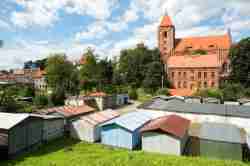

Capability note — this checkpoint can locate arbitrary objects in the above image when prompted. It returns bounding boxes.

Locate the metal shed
[70,110,119,142]
[140,115,190,155]
[33,114,65,142]
[189,122,245,160]
[0,113,43,159]
[101,111,164,149]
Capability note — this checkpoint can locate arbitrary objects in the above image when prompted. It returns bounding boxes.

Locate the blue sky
[0,0,249,70]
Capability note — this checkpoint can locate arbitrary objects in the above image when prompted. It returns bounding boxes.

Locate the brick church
[158,13,232,96]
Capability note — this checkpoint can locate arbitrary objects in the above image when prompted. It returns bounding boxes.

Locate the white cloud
[75,21,108,41]
[11,0,118,28]
[0,20,11,30]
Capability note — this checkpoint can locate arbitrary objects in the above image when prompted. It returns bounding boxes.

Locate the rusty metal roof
[140,115,190,138]
[79,110,120,126]
[36,105,95,118]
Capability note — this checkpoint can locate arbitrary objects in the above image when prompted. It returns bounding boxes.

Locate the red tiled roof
[160,15,173,27]
[141,115,190,138]
[37,105,95,118]
[88,92,107,97]
[169,89,194,97]
[167,54,221,68]
[175,34,231,51]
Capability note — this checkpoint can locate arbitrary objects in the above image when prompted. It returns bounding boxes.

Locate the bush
[194,88,223,99]
[221,83,244,101]
[34,95,48,107]
[128,88,138,100]
[50,90,65,106]
[156,88,169,96]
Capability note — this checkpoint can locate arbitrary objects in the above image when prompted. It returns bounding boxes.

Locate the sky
[0,0,249,70]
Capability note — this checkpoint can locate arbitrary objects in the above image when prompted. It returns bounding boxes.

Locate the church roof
[160,15,173,27]
[167,54,221,68]
[175,34,231,51]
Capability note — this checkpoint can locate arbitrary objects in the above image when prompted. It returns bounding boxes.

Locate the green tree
[34,95,48,108]
[80,50,98,92]
[221,83,244,101]
[143,61,164,94]
[46,54,80,98]
[230,37,250,87]
[117,46,165,88]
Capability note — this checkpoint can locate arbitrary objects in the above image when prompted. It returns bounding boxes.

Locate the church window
[204,81,208,88]
[178,72,181,77]
[183,81,187,88]
[211,72,215,78]
[178,81,181,88]
[211,82,215,87]
[204,72,207,79]
[198,72,201,79]
[164,31,167,38]
[172,72,175,79]
[183,72,187,78]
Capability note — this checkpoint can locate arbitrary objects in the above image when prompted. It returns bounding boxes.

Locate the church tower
[158,12,175,63]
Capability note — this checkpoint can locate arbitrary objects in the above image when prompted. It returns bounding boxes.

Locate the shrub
[128,88,138,100]
[156,88,169,96]
[34,95,48,107]
[194,88,222,99]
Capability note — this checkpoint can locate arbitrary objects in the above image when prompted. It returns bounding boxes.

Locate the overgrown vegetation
[1,137,249,166]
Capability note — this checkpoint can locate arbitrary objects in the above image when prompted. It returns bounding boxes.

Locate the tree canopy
[230,37,250,87]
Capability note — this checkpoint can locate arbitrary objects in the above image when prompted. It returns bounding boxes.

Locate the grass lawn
[1,137,249,166]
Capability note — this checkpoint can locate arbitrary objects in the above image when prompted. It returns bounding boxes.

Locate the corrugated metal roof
[102,111,165,132]
[140,98,250,118]
[140,115,190,138]
[79,110,119,126]
[36,105,95,118]
[199,123,243,144]
[0,113,29,130]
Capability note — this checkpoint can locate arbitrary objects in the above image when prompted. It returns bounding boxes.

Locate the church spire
[160,11,173,27]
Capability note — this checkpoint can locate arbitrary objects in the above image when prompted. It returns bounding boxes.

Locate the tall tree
[46,54,79,98]
[230,37,250,87]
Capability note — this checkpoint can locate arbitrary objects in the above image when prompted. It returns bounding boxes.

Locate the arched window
[164,31,167,38]
[178,81,181,88]
[204,81,208,88]
[183,81,187,88]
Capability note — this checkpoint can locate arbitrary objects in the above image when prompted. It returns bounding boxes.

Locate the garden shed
[70,110,119,142]
[101,111,164,149]
[189,122,245,160]
[140,115,190,155]
[33,114,65,142]
[0,113,43,159]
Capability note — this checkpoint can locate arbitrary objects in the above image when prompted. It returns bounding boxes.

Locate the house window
[183,81,187,88]
[186,46,193,50]
[198,72,201,79]
[190,84,194,90]
[204,72,207,79]
[209,44,215,48]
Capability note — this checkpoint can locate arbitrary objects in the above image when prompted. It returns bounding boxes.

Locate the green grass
[1,137,249,166]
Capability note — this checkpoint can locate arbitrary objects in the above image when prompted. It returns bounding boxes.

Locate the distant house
[140,115,190,155]
[66,92,129,111]
[100,111,165,149]
[189,123,245,160]
[70,110,119,142]
[33,69,47,91]
[0,113,43,159]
